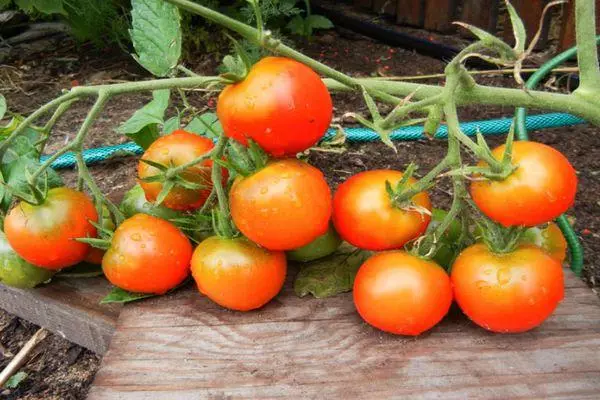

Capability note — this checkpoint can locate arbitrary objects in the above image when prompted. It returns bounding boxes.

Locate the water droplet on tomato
[497,268,511,285]
[483,269,493,275]
[161,148,169,156]
[264,128,272,135]
[476,280,489,289]
[131,233,142,241]
[528,297,536,305]
[541,286,549,295]
[260,187,269,194]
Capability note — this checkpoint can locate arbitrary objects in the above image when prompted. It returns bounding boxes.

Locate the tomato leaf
[163,115,180,134]
[117,89,170,149]
[100,287,155,304]
[453,22,516,60]
[286,15,305,36]
[130,0,182,77]
[185,113,222,138]
[0,94,6,121]
[505,0,527,53]
[306,15,333,30]
[3,371,27,389]
[14,0,66,15]
[294,244,372,299]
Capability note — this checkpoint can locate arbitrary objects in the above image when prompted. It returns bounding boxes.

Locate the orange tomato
[191,236,287,311]
[217,57,333,157]
[333,169,432,251]
[229,159,332,250]
[102,214,192,294]
[353,251,453,335]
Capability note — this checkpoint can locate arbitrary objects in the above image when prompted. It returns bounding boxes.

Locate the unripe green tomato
[287,224,342,262]
[0,231,54,288]
[120,184,184,220]
[427,209,464,270]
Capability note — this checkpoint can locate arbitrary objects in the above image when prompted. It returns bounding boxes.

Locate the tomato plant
[4,187,98,270]
[0,231,55,288]
[451,243,564,333]
[471,141,577,227]
[191,236,286,311]
[353,251,453,335]
[287,223,342,262]
[217,57,333,157]
[229,158,332,250]
[333,170,431,251]
[103,214,192,294]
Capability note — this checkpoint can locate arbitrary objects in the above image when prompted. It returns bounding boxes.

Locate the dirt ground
[0,19,599,400]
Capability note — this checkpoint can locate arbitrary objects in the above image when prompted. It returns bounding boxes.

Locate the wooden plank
[460,0,499,34]
[396,0,424,26]
[373,0,397,15]
[0,277,121,354]
[558,0,600,51]
[424,0,456,32]
[89,270,600,399]
[353,0,373,10]
[504,0,548,49]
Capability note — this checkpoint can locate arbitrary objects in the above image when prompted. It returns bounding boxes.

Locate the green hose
[513,37,600,275]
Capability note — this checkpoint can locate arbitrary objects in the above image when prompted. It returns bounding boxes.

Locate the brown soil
[0,18,599,399]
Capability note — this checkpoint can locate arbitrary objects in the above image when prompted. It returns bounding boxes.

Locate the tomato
[84,205,115,265]
[120,184,183,220]
[0,231,55,288]
[353,251,452,335]
[229,159,332,250]
[4,187,98,270]
[191,236,286,311]
[471,141,577,227]
[217,57,333,157]
[333,169,432,251]
[521,222,567,263]
[102,214,192,294]
[287,223,342,262]
[138,130,226,211]
[451,243,564,333]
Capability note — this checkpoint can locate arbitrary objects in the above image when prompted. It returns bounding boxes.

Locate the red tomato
[102,214,192,294]
[471,141,577,227]
[138,130,226,211]
[217,57,333,157]
[191,236,287,311]
[353,251,453,335]
[229,159,332,250]
[4,187,98,270]
[333,169,432,251]
[451,243,564,333]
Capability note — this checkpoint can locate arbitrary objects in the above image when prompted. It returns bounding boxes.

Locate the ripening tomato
[138,130,227,211]
[333,169,432,251]
[0,231,55,288]
[287,223,342,262]
[451,243,564,333]
[4,187,98,270]
[102,214,192,294]
[217,57,333,157]
[191,236,287,311]
[229,159,332,250]
[522,222,567,263]
[471,141,577,227]
[353,251,453,335]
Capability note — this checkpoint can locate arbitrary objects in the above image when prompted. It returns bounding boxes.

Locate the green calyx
[139,158,208,206]
[218,139,269,178]
[385,163,432,215]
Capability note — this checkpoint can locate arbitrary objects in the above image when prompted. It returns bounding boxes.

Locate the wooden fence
[353,0,600,50]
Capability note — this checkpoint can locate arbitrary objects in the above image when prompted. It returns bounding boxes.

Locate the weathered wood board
[89,269,600,399]
[0,277,120,354]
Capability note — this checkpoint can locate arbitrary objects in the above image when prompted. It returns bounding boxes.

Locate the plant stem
[574,0,600,95]
[210,136,233,238]
[393,157,450,203]
[381,94,443,130]
[38,98,78,153]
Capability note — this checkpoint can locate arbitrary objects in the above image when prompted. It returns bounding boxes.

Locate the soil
[0,15,599,400]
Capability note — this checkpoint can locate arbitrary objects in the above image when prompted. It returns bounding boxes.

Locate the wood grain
[89,270,600,399]
[460,0,499,35]
[424,0,456,32]
[396,0,424,26]
[353,0,373,10]
[0,277,120,354]
[373,0,397,15]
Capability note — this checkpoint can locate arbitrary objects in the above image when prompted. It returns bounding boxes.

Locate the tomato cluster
[0,57,577,337]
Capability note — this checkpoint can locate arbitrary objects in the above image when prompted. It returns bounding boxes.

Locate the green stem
[380,94,444,130]
[574,0,600,94]
[393,156,450,203]
[211,136,234,238]
[177,65,199,77]
[38,98,78,153]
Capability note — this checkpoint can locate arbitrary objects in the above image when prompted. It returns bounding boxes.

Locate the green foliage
[117,89,170,149]
[3,372,28,389]
[130,0,182,77]
[287,13,333,37]
[0,95,6,121]
[100,286,155,304]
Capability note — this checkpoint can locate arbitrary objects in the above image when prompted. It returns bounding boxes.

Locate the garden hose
[513,37,600,276]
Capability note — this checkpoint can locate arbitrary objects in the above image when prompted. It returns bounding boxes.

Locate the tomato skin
[451,243,564,333]
[287,223,342,262]
[191,236,287,311]
[333,170,432,251]
[521,222,567,263]
[138,130,226,211]
[471,141,577,227]
[353,251,452,336]
[0,231,55,288]
[4,187,98,270]
[120,184,183,220]
[217,57,333,157]
[229,159,332,250]
[102,214,192,294]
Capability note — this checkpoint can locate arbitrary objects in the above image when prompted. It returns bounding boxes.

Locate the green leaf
[505,0,526,53]
[130,0,182,77]
[306,15,333,30]
[0,94,6,121]
[0,0,12,9]
[286,15,305,36]
[4,371,27,389]
[453,22,516,60]
[117,89,170,149]
[163,115,180,134]
[15,0,66,14]
[185,112,222,138]
[100,287,155,304]
[294,244,372,299]
[56,263,104,278]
